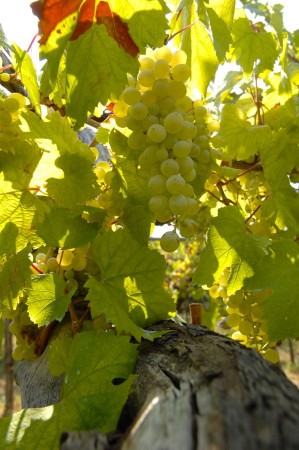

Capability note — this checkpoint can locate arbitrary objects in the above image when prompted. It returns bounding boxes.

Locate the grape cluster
[113,46,213,252]
[209,274,279,364]
[5,245,100,362]
[0,93,25,147]
[3,300,37,361]
[32,244,97,292]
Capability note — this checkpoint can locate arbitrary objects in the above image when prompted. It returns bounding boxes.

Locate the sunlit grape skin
[160,231,180,252]
[115,45,212,245]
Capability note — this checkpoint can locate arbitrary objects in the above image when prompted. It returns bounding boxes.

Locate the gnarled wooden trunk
[15,321,299,450]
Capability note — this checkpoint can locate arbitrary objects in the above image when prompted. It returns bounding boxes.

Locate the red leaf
[95,2,139,57]
[31,0,139,57]
[106,102,115,112]
[31,0,81,45]
[70,0,96,40]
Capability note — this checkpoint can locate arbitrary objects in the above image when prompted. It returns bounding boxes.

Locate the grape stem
[249,75,264,126]
[166,19,199,43]
[221,162,262,186]
[35,320,58,356]
[31,263,43,274]
[68,302,90,335]
[245,194,270,224]
[0,64,12,73]
[216,182,237,206]
[26,33,39,54]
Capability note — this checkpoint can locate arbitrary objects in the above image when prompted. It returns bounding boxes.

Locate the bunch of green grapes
[0,92,26,147]
[31,244,99,295]
[112,46,215,252]
[2,300,38,361]
[209,277,279,364]
[4,244,102,362]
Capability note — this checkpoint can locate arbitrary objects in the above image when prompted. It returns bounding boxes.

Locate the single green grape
[179,219,198,237]
[171,50,187,66]
[149,195,169,213]
[0,73,10,82]
[147,124,167,143]
[163,111,184,134]
[171,64,191,82]
[129,102,148,121]
[154,46,172,62]
[57,249,74,267]
[123,87,141,105]
[47,257,59,272]
[138,70,155,87]
[173,140,192,157]
[65,278,78,292]
[3,96,20,113]
[160,159,180,177]
[166,174,186,195]
[148,174,167,195]
[153,59,170,79]
[168,194,188,215]
[177,121,197,140]
[160,231,180,252]
[139,57,154,70]
[167,80,187,99]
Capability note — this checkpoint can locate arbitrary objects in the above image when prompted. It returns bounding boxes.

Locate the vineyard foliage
[0,0,299,447]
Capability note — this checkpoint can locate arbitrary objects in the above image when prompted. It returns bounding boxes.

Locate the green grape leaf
[96,125,110,145]
[0,139,41,189]
[26,273,74,327]
[110,0,169,52]
[206,0,235,61]
[122,203,153,244]
[180,3,218,94]
[86,228,175,341]
[35,207,100,249]
[0,181,42,250]
[218,104,271,160]
[0,332,137,449]
[0,245,32,311]
[20,110,95,158]
[12,44,41,114]
[213,70,243,107]
[66,24,138,128]
[35,0,168,125]
[47,334,73,377]
[192,206,270,295]
[231,15,278,76]
[116,162,150,204]
[19,110,96,190]
[260,130,299,233]
[46,153,98,208]
[0,222,18,258]
[247,240,299,340]
[32,0,80,84]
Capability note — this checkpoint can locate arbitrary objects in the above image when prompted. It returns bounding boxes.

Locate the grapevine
[111,46,216,250]
[0,0,298,447]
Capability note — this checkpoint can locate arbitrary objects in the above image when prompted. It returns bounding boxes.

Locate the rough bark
[15,321,299,450]
[3,319,14,416]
